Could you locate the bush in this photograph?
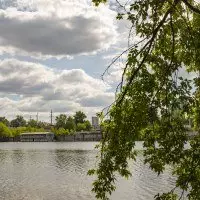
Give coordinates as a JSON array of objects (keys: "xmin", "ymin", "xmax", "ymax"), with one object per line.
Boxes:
[
  {"xmin": 52, "ymin": 127, "xmax": 70, "ymax": 136},
  {"xmin": 0, "ymin": 122, "xmax": 12, "ymax": 137},
  {"xmin": 10, "ymin": 127, "xmax": 46, "ymax": 137},
  {"xmin": 76, "ymin": 123, "xmax": 86, "ymax": 131}
]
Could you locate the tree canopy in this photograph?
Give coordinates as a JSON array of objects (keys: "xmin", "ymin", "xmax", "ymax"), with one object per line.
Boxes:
[
  {"xmin": 74, "ymin": 111, "xmax": 87, "ymax": 124},
  {"xmin": 27, "ymin": 119, "xmax": 38, "ymax": 128},
  {"xmin": 65, "ymin": 116, "xmax": 76, "ymax": 131},
  {"xmin": 55, "ymin": 112, "xmax": 91, "ymax": 133},
  {"xmin": 0, "ymin": 122, "xmax": 12, "ymax": 137},
  {"xmin": 89, "ymin": 0, "xmax": 200, "ymax": 199},
  {"xmin": 10, "ymin": 115, "xmax": 26, "ymax": 127},
  {"xmin": 55, "ymin": 114, "xmax": 68, "ymax": 129},
  {"xmin": 0, "ymin": 117, "xmax": 9, "ymax": 127}
]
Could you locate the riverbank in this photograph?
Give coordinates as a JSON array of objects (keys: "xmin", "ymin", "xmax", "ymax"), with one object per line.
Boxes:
[
  {"xmin": 0, "ymin": 131, "xmax": 102, "ymax": 142},
  {"xmin": 55, "ymin": 131, "xmax": 102, "ymax": 142}
]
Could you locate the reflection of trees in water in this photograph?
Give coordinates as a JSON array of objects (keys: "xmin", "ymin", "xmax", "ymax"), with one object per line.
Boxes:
[{"xmin": 54, "ymin": 150, "xmax": 94, "ymax": 175}]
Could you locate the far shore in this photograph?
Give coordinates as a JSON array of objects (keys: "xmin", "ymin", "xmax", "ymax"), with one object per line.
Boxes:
[{"xmin": 0, "ymin": 131, "xmax": 102, "ymax": 142}]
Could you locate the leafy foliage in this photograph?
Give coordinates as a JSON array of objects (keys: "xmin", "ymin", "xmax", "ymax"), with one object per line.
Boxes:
[
  {"xmin": 84, "ymin": 120, "xmax": 92, "ymax": 131},
  {"xmin": 0, "ymin": 122, "xmax": 12, "ymax": 137},
  {"xmin": 10, "ymin": 115, "xmax": 26, "ymax": 127},
  {"xmin": 0, "ymin": 123, "xmax": 45, "ymax": 138},
  {"xmin": 90, "ymin": 0, "xmax": 200, "ymax": 199},
  {"xmin": 54, "ymin": 112, "xmax": 91, "ymax": 133},
  {"xmin": 65, "ymin": 116, "xmax": 76, "ymax": 131},
  {"xmin": 74, "ymin": 111, "xmax": 87, "ymax": 125},
  {"xmin": 0, "ymin": 117, "xmax": 9, "ymax": 126},
  {"xmin": 55, "ymin": 114, "xmax": 68, "ymax": 129},
  {"xmin": 11, "ymin": 127, "xmax": 45, "ymax": 137},
  {"xmin": 27, "ymin": 119, "xmax": 38, "ymax": 128},
  {"xmin": 76, "ymin": 123, "xmax": 86, "ymax": 131},
  {"xmin": 52, "ymin": 127, "xmax": 70, "ymax": 135}
]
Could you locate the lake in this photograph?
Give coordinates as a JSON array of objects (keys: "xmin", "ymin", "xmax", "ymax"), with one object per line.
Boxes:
[{"xmin": 0, "ymin": 142, "xmax": 177, "ymax": 200}]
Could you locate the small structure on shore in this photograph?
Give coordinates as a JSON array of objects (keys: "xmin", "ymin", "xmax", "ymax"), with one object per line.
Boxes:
[{"xmin": 20, "ymin": 132, "xmax": 54, "ymax": 142}]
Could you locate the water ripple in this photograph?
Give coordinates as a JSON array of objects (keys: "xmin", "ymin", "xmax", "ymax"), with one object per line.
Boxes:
[{"xmin": 0, "ymin": 142, "xmax": 178, "ymax": 200}]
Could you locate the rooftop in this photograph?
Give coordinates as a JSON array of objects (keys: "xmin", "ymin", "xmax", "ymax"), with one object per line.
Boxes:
[{"xmin": 21, "ymin": 132, "xmax": 53, "ymax": 135}]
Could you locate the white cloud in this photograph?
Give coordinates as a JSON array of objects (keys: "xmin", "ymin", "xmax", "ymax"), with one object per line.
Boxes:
[
  {"xmin": 0, "ymin": 59, "xmax": 114, "ymax": 121},
  {"xmin": 0, "ymin": 0, "xmax": 118, "ymax": 59},
  {"xmin": 0, "ymin": 0, "xmax": 127, "ymax": 121}
]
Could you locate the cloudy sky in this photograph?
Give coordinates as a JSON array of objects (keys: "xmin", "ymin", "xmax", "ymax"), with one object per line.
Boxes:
[{"xmin": 0, "ymin": 0, "xmax": 129, "ymax": 122}]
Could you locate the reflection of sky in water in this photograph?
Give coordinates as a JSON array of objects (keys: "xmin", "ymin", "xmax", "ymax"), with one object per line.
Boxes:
[{"xmin": 0, "ymin": 142, "xmax": 181, "ymax": 200}]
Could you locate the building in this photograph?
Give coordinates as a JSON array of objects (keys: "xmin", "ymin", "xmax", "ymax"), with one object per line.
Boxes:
[
  {"xmin": 20, "ymin": 132, "xmax": 54, "ymax": 142},
  {"xmin": 92, "ymin": 116, "xmax": 100, "ymax": 130}
]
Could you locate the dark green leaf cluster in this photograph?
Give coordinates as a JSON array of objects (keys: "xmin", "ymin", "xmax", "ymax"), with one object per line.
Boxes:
[{"xmin": 10, "ymin": 115, "xmax": 26, "ymax": 127}]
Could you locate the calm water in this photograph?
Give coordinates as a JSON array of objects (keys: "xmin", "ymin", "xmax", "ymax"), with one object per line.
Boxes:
[{"xmin": 0, "ymin": 142, "xmax": 176, "ymax": 200}]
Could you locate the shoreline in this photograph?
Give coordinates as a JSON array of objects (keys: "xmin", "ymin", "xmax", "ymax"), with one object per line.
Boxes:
[{"xmin": 0, "ymin": 131, "xmax": 102, "ymax": 142}]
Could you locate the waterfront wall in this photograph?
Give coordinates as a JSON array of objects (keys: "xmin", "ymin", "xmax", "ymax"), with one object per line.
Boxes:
[
  {"xmin": 0, "ymin": 136, "xmax": 20, "ymax": 142},
  {"xmin": 0, "ymin": 131, "xmax": 102, "ymax": 142},
  {"xmin": 56, "ymin": 131, "xmax": 102, "ymax": 142},
  {"xmin": 20, "ymin": 132, "xmax": 54, "ymax": 142}
]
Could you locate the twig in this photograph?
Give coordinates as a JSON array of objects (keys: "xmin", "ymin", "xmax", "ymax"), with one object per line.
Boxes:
[
  {"xmin": 101, "ymin": 37, "xmax": 148, "ymax": 80},
  {"xmin": 117, "ymin": 0, "xmax": 180, "ymax": 105},
  {"xmin": 182, "ymin": 0, "xmax": 200, "ymax": 15}
]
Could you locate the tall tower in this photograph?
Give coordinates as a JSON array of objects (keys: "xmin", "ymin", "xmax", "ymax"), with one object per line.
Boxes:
[
  {"xmin": 36, "ymin": 113, "xmax": 39, "ymax": 122},
  {"xmin": 50, "ymin": 110, "xmax": 53, "ymax": 125}
]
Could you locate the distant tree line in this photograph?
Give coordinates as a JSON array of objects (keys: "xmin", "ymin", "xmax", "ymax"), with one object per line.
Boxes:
[{"xmin": 0, "ymin": 111, "xmax": 92, "ymax": 138}]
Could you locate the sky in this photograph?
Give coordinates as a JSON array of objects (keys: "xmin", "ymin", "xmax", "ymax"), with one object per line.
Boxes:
[{"xmin": 0, "ymin": 0, "xmax": 129, "ymax": 123}]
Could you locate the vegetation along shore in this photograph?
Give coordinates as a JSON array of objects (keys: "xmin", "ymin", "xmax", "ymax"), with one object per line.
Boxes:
[{"xmin": 0, "ymin": 111, "xmax": 101, "ymax": 142}]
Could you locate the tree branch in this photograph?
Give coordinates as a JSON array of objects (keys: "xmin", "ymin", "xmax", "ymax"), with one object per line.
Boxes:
[
  {"xmin": 101, "ymin": 37, "xmax": 148, "ymax": 80},
  {"xmin": 182, "ymin": 0, "xmax": 200, "ymax": 14},
  {"xmin": 117, "ymin": 0, "xmax": 180, "ymax": 105}
]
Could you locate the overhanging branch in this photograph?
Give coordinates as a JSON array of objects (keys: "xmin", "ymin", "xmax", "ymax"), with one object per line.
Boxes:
[
  {"xmin": 182, "ymin": 0, "xmax": 200, "ymax": 14},
  {"xmin": 117, "ymin": 0, "xmax": 180, "ymax": 105}
]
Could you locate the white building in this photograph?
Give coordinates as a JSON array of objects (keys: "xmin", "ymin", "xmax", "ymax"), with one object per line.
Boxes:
[{"xmin": 92, "ymin": 116, "xmax": 100, "ymax": 130}]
